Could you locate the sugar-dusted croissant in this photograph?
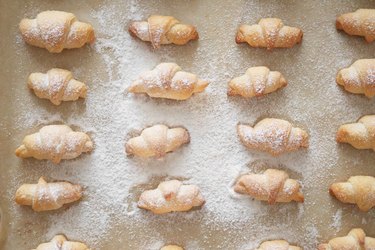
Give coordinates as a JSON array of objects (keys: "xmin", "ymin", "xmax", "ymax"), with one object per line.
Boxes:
[
  {"xmin": 128, "ymin": 63, "xmax": 208, "ymax": 100},
  {"xmin": 330, "ymin": 175, "xmax": 375, "ymax": 212},
  {"xmin": 336, "ymin": 9, "xmax": 375, "ymax": 43},
  {"xmin": 33, "ymin": 234, "xmax": 89, "ymax": 250},
  {"xmin": 318, "ymin": 228, "xmax": 375, "ymax": 250},
  {"xmin": 161, "ymin": 245, "xmax": 183, "ymax": 250},
  {"xmin": 15, "ymin": 124, "xmax": 93, "ymax": 163},
  {"xmin": 237, "ymin": 118, "xmax": 309, "ymax": 155},
  {"xmin": 336, "ymin": 59, "xmax": 375, "ymax": 98},
  {"xmin": 256, "ymin": 240, "xmax": 301, "ymax": 250},
  {"xmin": 28, "ymin": 68, "xmax": 87, "ymax": 105},
  {"xmin": 236, "ymin": 18, "xmax": 303, "ymax": 50},
  {"xmin": 234, "ymin": 169, "xmax": 304, "ymax": 204},
  {"xmin": 228, "ymin": 66, "xmax": 287, "ymax": 98},
  {"xmin": 19, "ymin": 11, "xmax": 95, "ymax": 53},
  {"xmin": 336, "ymin": 115, "xmax": 375, "ymax": 151},
  {"xmin": 138, "ymin": 180, "xmax": 205, "ymax": 214},
  {"xmin": 15, "ymin": 177, "xmax": 82, "ymax": 212},
  {"xmin": 129, "ymin": 15, "xmax": 198, "ymax": 49},
  {"xmin": 126, "ymin": 124, "xmax": 190, "ymax": 158}
]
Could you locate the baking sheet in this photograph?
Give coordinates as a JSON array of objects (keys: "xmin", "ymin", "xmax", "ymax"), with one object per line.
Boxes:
[{"xmin": 0, "ymin": 0, "xmax": 375, "ymax": 249}]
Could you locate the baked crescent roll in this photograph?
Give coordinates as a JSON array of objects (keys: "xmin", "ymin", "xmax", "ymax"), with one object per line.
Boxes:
[
  {"xmin": 125, "ymin": 124, "xmax": 190, "ymax": 158},
  {"xmin": 336, "ymin": 59, "xmax": 375, "ymax": 98},
  {"xmin": 336, "ymin": 9, "xmax": 375, "ymax": 43},
  {"xmin": 161, "ymin": 245, "xmax": 183, "ymax": 250},
  {"xmin": 318, "ymin": 228, "xmax": 375, "ymax": 250},
  {"xmin": 330, "ymin": 175, "xmax": 375, "ymax": 212},
  {"xmin": 256, "ymin": 240, "xmax": 301, "ymax": 250},
  {"xmin": 234, "ymin": 169, "xmax": 304, "ymax": 204},
  {"xmin": 15, "ymin": 177, "xmax": 82, "ymax": 212},
  {"xmin": 15, "ymin": 124, "xmax": 93, "ymax": 163},
  {"xmin": 237, "ymin": 118, "xmax": 309, "ymax": 155},
  {"xmin": 19, "ymin": 11, "xmax": 95, "ymax": 53},
  {"xmin": 228, "ymin": 66, "xmax": 287, "ymax": 97},
  {"xmin": 28, "ymin": 68, "xmax": 87, "ymax": 105},
  {"xmin": 129, "ymin": 63, "xmax": 208, "ymax": 100},
  {"xmin": 129, "ymin": 15, "xmax": 198, "ymax": 49},
  {"xmin": 138, "ymin": 180, "xmax": 205, "ymax": 214},
  {"xmin": 236, "ymin": 18, "xmax": 303, "ymax": 50},
  {"xmin": 336, "ymin": 115, "xmax": 375, "ymax": 151},
  {"xmin": 33, "ymin": 235, "xmax": 89, "ymax": 250}
]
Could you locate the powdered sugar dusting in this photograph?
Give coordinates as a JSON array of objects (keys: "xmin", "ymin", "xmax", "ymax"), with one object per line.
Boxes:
[{"xmin": 2, "ymin": 1, "xmax": 375, "ymax": 250}]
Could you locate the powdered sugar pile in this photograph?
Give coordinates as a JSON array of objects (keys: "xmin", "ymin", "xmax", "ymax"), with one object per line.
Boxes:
[{"xmin": 3, "ymin": 1, "xmax": 375, "ymax": 250}]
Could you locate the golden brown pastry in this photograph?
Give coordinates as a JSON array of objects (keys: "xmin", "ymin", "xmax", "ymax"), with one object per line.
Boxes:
[
  {"xmin": 28, "ymin": 68, "xmax": 87, "ymax": 105},
  {"xmin": 125, "ymin": 124, "xmax": 190, "ymax": 158},
  {"xmin": 33, "ymin": 234, "xmax": 89, "ymax": 250},
  {"xmin": 318, "ymin": 228, "xmax": 375, "ymax": 250},
  {"xmin": 236, "ymin": 18, "xmax": 303, "ymax": 50},
  {"xmin": 129, "ymin": 15, "xmax": 198, "ymax": 49},
  {"xmin": 128, "ymin": 63, "xmax": 208, "ymax": 100},
  {"xmin": 161, "ymin": 245, "xmax": 183, "ymax": 250},
  {"xmin": 336, "ymin": 115, "xmax": 375, "ymax": 151},
  {"xmin": 256, "ymin": 240, "xmax": 301, "ymax": 250},
  {"xmin": 15, "ymin": 177, "xmax": 82, "ymax": 212},
  {"xmin": 330, "ymin": 175, "xmax": 375, "ymax": 212},
  {"xmin": 237, "ymin": 118, "xmax": 309, "ymax": 156},
  {"xmin": 234, "ymin": 169, "xmax": 304, "ymax": 204},
  {"xmin": 336, "ymin": 59, "xmax": 375, "ymax": 98},
  {"xmin": 336, "ymin": 9, "xmax": 375, "ymax": 43},
  {"xmin": 138, "ymin": 180, "xmax": 205, "ymax": 214},
  {"xmin": 15, "ymin": 124, "xmax": 93, "ymax": 164},
  {"xmin": 19, "ymin": 11, "xmax": 95, "ymax": 53},
  {"xmin": 228, "ymin": 66, "xmax": 287, "ymax": 97}
]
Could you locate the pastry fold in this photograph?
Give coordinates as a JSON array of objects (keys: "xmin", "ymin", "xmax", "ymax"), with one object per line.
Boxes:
[
  {"xmin": 336, "ymin": 115, "xmax": 375, "ymax": 151},
  {"xmin": 330, "ymin": 175, "xmax": 375, "ymax": 212},
  {"xmin": 234, "ymin": 169, "xmax": 304, "ymax": 204},
  {"xmin": 15, "ymin": 177, "xmax": 82, "ymax": 212},
  {"xmin": 126, "ymin": 124, "xmax": 190, "ymax": 158},
  {"xmin": 237, "ymin": 118, "xmax": 309, "ymax": 155},
  {"xmin": 318, "ymin": 228, "xmax": 375, "ymax": 250},
  {"xmin": 228, "ymin": 66, "xmax": 287, "ymax": 97},
  {"xmin": 236, "ymin": 18, "xmax": 303, "ymax": 49},
  {"xmin": 129, "ymin": 63, "xmax": 208, "ymax": 100},
  {"xmin": 19, "ymin": 11, "xmax": 95, "ymax": 53},
  {"xmin": 336, "ymin": 9, "xmax": 375, "ymax": 43},
  {"xmin": 129, "ymin": 15, "xmax": 198, "ymax": 48},
  {"xmin": 15, "ymin": 124, "xmax": 93, "ymax": 163},
  {"xmin": 28, "ymin": 68, "xmax": 87, "ymax": 105},
  {"xmin": 138, "ymin": 180, "xmax": 205, "ymax": 214},
  {"xmin": 336, "ymin": 59, "xmax": 375, "ymax": 98}
]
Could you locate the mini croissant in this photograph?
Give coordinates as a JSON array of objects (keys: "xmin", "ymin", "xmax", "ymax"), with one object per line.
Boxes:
[
  {"xmin": 161, "ymin": 245, "xmax": 183, "ymax": 250},
  {"xmin": 15, "ymin": 124, "xmax": 93, "ymax": 163},
  {"xmin": 330, "ymin": 175, "xmax": 375, "ymax": 212},
  {"xmin": 129, "ymin": 63, "xmax": 209, "ymax": 100},
  {"xmin": 237, "ymin": 118, "xmax": 309, "ymax": 155},
  {"xmin": 236, "ymin": 18, "xmax": 303, "ymax": 50},
  {"xmin": 228, "ymin": 66, "xmax": 287, "ymax": 97},
  {"xmin": 336, "ymin": 9, "xmax": 375, "ymax": 43},
  {"xmin": 19, "ymin": 11, "xmax": 95, "ymax": 53},
  {"xmin": 336, "ymin": 115, "xmax": 375, "ymax": 151},
  {"xmin": 28, "ymin": 68, "xmax": 87, "ymax": 105},
  {"xmin": 129, "ymin": 15, "xmax": 198, "ymax": 49},
  {"xmin": 126, "ymin": 124, "xmax": 190, "ymax": 158},
  {"xmin": 318, "ymin": 228, "xmax": 375, "ymax": 250},
  {"xmin": 256, "ymin": 240, "xmax": 301, "ymax": 250},
  {"xmin": 15, "ymin": 177, "xmax": 82, "ymax": 212},
  {"xmin": 138, "ymin": 180, "xmax": 205, "ymax": 214},
  {"xmin": 336, "ymin": 59, "xmax": 375, "ymax": 98},
  {"xmin": 33, "ymin": 235, "xmax": 89, "ymax": 250},
  {"xmin": 234, "ymin": 169, "xmax": 304, "ymax": 204}
]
